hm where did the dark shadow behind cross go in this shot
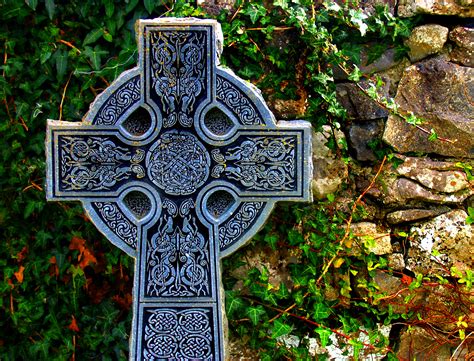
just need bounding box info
[46,18,312,360]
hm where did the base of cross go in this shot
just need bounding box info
[135,303,222,359]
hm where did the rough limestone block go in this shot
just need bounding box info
[450,26,474,67]
[408,210,473,275]
[383,57,474,158]
[405,24,448,62]
[398,0,474,17]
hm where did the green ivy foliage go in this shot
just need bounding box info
[1,0,423,359]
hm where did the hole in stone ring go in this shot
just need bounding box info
[206,190,235,219]
[121,107,152,136]
[123,191,152,219]
[203,107,235,137]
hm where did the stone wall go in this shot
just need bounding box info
[321,2,474,357]
[202,0,473,359]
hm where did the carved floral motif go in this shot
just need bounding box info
[216,76,263,125]
[211,136,296,191]
[146,199,211,297]
[59,136,145,191]
[94,76,141,125]
[219,202,264,250]
[147,131,210,196]
[151,31,206,128]
[93,202,138,248]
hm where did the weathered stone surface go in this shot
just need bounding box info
[398,0,474,17]
[405,24,449,62]
[336,82,389,120]
[397,326,452,360]
[395,156,471,193]
[423,284,474,333]
[360,48,400,73]
[312,126,348,199]
[383,57,474,158]
[352,0,396,15]
[196,0,236,14]
[230,244,298,290]
[350,222,392,255]
[348,120,385,161]
[377,58,412,95]
[373,270,403,294]
[334,49,405,81]
[386,207,450,224]
[450,26,474,50]
[228,338,260,360]
[270,97,307,119]
[384,178,472,204]
[387,253,405,270]
[450,26,474,67]
[371,269,427,313]
[407,210,473,275]
[369,156,473,205]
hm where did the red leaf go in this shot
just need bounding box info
[49,256,59,277]
[16,246,28,262]
[401,274,413,285]
[14,266,25,283]
[79,248,97,269]
[69,236,97,269]
[69,236,86,252]
[68,315,80,332]
[112,294,133,311]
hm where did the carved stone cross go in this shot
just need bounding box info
[46,18,312,360]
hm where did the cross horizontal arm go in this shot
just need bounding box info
[46,121,146,200]
[210,123,312,201]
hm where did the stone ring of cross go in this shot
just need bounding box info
[46,18,312,360]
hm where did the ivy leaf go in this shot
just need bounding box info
[226,291,244,317]
[466,207,474,225]
[264,234,279,250]
[288,229,303,245]
[83,28,105,46]
[25,0,38,10]
[315,327,332,347]
[103,31,113,42]
[246,305,266,325]
[349,9,368,36]
[313,303,330,320]
[24,201,36,219]
[242,4,267,24]
[40,46,52,64]
[271,319,292,339]
[275,282,290,299]
[125,0,139,13]
[55,50,68,79]
[273,0,288,9]
[144,0,155,14]
[84,47,107,70]
[428,128,438,142]
[348,65,362,82]
[45,0,55,20]
[103,0,114,17]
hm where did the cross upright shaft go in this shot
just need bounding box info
[46,18,312,360]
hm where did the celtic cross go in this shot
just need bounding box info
[46,18,312,360]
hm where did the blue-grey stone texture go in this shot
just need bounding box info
[46,18,312,360]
